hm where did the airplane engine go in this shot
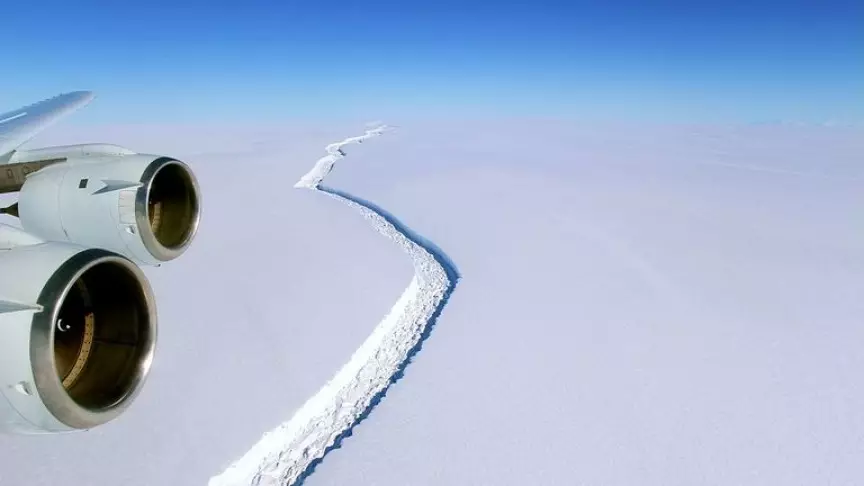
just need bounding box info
[14,154,201,266]
[0,242,156,434]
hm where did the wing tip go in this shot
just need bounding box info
[65,90,96,104]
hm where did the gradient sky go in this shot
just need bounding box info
[2,0,861,124]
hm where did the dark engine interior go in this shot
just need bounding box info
[147,162,199,250]
[53,261,152,410]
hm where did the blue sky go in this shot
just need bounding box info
[2,0,861,124]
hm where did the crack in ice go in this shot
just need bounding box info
[209,126,459,486]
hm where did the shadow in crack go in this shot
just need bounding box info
[294,185,461,485]
[322,186,461,280]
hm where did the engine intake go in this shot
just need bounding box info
[0,245,157,433]
[137,158,201,262]
[32,249,156,429]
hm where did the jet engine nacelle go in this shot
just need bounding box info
[17,154,201,266]
[0,242,157,434]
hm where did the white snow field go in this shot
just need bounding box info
[0,121,861,486]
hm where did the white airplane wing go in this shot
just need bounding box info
[0,91,95,163]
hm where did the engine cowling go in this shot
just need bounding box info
[0,242,156,433]
[17,154,201,266]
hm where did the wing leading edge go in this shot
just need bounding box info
[0,91,95,163]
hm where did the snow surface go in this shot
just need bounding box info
[209,126,458,485]
[0,121,861,486]
[304,122,864,486]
